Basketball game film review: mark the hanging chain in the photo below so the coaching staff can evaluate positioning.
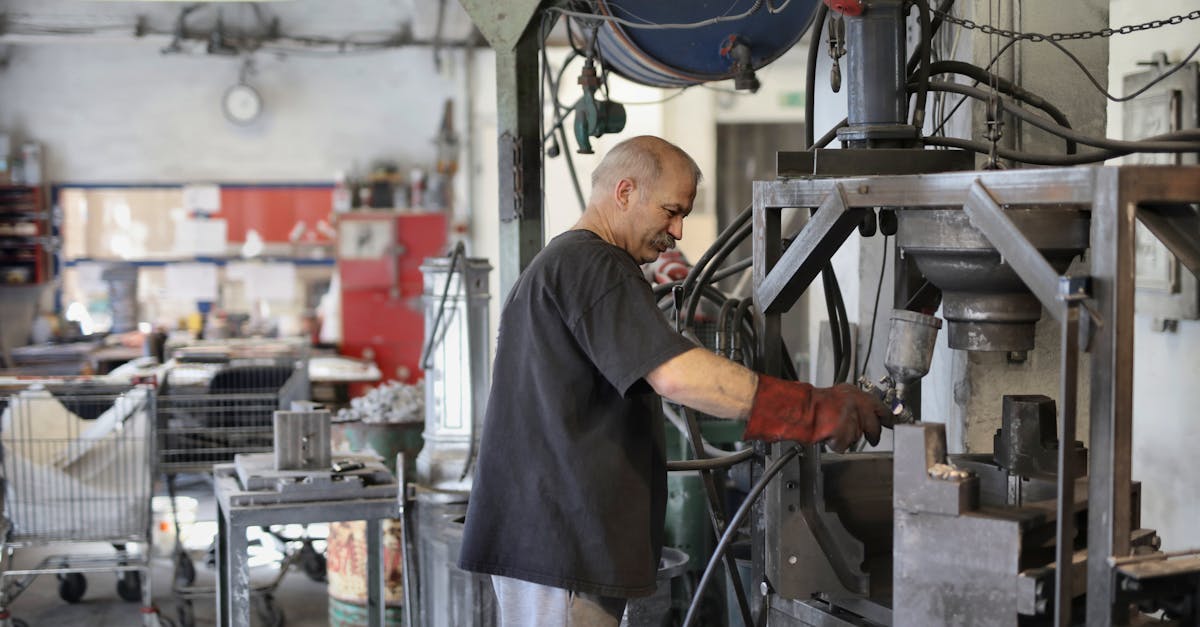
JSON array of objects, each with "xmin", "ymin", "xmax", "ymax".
[{"xmin": 933, "ymin": 8, "xmax": 1200, "ymax": 43}]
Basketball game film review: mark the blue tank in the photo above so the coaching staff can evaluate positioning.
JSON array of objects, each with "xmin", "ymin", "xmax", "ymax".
[{"xmin": 588, "ymin": 0, "xmax": 820, "ymax": 87}]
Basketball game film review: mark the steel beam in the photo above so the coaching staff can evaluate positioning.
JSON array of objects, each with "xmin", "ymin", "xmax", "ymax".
[
  {"xmin": 1055, "ymin": 303, "xmax": 1080, "ymax": 627},
  {"xmin": 458, "ymin": 0, "xmax": 545, "ymax": 298},
  {"xmin": 755, "ymin": 183, "xmax": 865, "ymax": 314},
  {"xmin": 457, "ymin": 0, "xmax": 543, "ymax": 51},
  {"xmin": 1086, "ymin": 167, "xmax": 1136, "ymax": 627},
  {"xmin": 1137, "ymin": 204, "xmax": 1200, "ymax": 280},
  {"xmin": 962, "ymin": 179, "xmax": 1065, "ymax": 321}
]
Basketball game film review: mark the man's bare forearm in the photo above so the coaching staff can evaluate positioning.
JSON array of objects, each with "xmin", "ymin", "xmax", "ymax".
[{"xmin": 645, "ymin": 347, "xmax": 758, "ymax": 420}]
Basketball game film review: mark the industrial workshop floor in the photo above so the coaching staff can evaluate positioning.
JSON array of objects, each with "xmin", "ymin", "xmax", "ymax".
[{"xmin": 4, "ymin": 476, "xmax": 331, "ymax": 627}]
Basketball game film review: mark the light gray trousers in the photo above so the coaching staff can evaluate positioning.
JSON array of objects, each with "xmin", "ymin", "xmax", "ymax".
[{"xmin": 491, "ymin": 575, "xmax": 627, "ymax": 627}]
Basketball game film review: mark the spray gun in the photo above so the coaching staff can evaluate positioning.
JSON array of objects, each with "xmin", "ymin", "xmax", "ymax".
[{"xmin": 859, "ymin": 309, "xmax": 942, "ymax": 424}]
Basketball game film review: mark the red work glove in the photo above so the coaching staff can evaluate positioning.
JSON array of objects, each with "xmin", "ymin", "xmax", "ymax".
[{"xmin": 744, "ymin": 375, "xmax": 890, "ymax": 452}]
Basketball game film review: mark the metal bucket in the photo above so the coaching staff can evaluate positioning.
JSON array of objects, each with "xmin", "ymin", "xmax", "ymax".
[
  {"xmin": 326, "ymin": 519, "xmax": 405, "ymax": 626},
  {"xmin": 622, "ymin": 547, "xmax": 690, "ymax": 627}
]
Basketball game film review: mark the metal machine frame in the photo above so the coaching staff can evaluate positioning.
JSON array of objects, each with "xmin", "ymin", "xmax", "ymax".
[{"xmin": 752, "ymin": 164, "xmax": 1200, "ymax": 626}]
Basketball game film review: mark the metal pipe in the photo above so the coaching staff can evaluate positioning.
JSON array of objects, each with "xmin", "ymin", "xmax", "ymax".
[{"xmin": 844, "ymin": 0, "xmax": 908, "ymax": 139}]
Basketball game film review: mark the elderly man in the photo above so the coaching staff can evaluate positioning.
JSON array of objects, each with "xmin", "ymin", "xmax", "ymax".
[{"xmin": 459, "ymin": 136, "xmax": 886, "ymax": 626}]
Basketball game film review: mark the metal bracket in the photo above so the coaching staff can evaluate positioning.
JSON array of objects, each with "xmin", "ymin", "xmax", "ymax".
[
  {"xmin": 756, "ymin": 183, "xmax": 865, "ymax": 314},
  {"xmin": 498, "ymin": 132, "xmax": 524, "ymax": 222},
  {"xmin": 1138, "ymin": 203, "xmax": 1200, "ymax": 280}
]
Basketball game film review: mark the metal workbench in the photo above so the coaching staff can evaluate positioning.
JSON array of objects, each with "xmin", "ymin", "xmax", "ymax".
[{"xmin": 213, "ymin": 462, "xmax": 399, "ymax": 627}]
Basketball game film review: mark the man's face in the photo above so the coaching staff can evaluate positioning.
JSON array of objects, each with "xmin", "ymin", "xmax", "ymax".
[{"xmin": 623, "ymin": 159, "xmax": 697, "ymax": 265}]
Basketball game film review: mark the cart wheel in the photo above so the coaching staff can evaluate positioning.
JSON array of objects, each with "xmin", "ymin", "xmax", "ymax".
[
  {"xmin": 176, "ymin": 599, "xmax": 194, "ymax": 627},
  {"xmin": 117, "ymin": 570, "xmax": 142, "ymax": 602},
  {"xmin": 57, "ymin": 572, "xmax": 87, "ymax": 603},
  {"xmin": 299, "ymin": 542, "xmax": 327, "ymax": 583},
  {"xmin": 174, "ymin": 552, "xmax": 196, "ymax": 587},
  {"xmin": 253, "ymin": 593, "xmax": 284, "ymax": 627}
]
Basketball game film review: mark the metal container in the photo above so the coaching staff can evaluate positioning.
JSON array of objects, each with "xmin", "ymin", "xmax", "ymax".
[
  {"xmin": 896, "ymin": 207, "xmax": 1089, "ymax": 351},
  {"xmin": 414, "ymin": 496, "xmax": 497, "ymax": 627},
  {"xmin": 623, "ymin": 547, "xmax": 689, "ymax": 627},
  {"xmin": 326, "ymin": 519, "xmax": 405, "ymax": 625},
  {"xmin": 884, "ymin": 310, "xmax": 942, "ymax": 387},
  {"xmin": 416, "ymin": 256, "xmax": 491, "ymax": 491}
]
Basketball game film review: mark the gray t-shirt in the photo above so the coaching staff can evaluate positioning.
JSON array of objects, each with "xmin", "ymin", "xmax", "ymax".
[{"xmin": 458, "ymin": 229, "xmax": 696, "ymax": 598}]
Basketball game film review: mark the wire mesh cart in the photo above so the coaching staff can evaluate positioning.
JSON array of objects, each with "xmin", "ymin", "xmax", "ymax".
[
  {"xmin": 0, "ymin": 377, "xmax": 166, "ymax": 627},
  {"xmin": 155, "ymin": 345, "xmax": 314, "ymax": 627}
]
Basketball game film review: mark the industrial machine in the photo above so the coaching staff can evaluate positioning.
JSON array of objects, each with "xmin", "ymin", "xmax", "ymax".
[{"xmin": 450, "ymin": 1, "xmax": 1200, "ymax": 626}]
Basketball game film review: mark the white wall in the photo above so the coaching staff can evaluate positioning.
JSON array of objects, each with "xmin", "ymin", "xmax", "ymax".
[
  {"xmin": 0, "ymin": 0, "xmax": 478, "ymax": 183},
  {"xmin": 0, "ymin": 43, "xmax": 469, "ymax": 183},
  {"xmin": 1107, "ymin": 0, "xmax": 1200, "ymax": 552}
]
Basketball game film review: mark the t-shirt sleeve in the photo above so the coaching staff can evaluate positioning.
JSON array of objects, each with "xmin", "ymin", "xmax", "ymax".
[{"xmin": 570, "ymin": 275, "xmax": 698, "ymax": 397}]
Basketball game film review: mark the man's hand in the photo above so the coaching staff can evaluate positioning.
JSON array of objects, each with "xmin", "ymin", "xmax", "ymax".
[{"xmin": 743, "ymin": 375, "xmax": 891, "ymax": 452}]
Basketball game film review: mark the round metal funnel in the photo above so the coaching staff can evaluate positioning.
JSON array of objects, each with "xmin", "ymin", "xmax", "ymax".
[{"xmin": 896, "ymin": 208, "xmax": 1088, "ymax": 352}]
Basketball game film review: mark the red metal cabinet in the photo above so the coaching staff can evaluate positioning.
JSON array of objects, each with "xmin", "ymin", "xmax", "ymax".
[{"xmin": 337, "ymin": 211, "xmax": 447, "ymax": 384}]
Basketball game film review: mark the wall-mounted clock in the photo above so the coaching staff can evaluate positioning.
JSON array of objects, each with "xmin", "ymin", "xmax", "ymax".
[{"xmin": 223, "ymin": 83, "xmax": 263, "ymax": 125}]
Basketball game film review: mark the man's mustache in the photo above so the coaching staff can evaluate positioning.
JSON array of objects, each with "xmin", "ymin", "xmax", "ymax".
[{"xmin": 651, "ymin": 233, "xmax": 676, "ymax": 250}]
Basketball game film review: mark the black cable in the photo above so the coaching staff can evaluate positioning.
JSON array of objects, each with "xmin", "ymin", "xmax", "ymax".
[
  {"xmin": 678, "ymin": 205, "xmax": 753, "ymax": 323},
  {"xmin": 925, "ymin": 60, "xmax": 1076, "ymax": 153},
  {"xmin": 717, "ymin": 298, "xmax": 740, "ymax": 357},
  {"xmin": 805, "ymin": 4, "xmax": 829, "ymax": 150},
  {"xmin": 924, "ymin": 81, "xmax": 1200, "ymax": 153},
  {"xmin": 652, "ymin": 257, "xmax": 752, "ymax": 299},
  {"xmin": 922, "ymin": 135, "xmax": 1179, "ymax": 166},
  {"xmin": 1043, "ymin": 35, "xmax": 1200, "ymax": 104},
  {"xmin": 420, "ymin": 241, "xmax": 465, "ymax": 369},
  {"xmin": 927, "ymin": 36, "xmax": 1020, "ymax": 138},
  {"xmin": 666, "ymin": 448, "xmax": 757, "ymax": 471},
  {"xmin": 906, "ymin": 0, "xmax": 955, "ymax": 77},
  {"xmin": 682, "ymin": 445, "xmax": 802, "ymax": 627},
  {"xmin": 732, "ymin": 299, "xmax": 756, "ymax": 366},
  {"xmin": 861, "ymin": 236, "xmax": 889, "ymax": 375},
  {"xmin": 813, "ymin": 118, "xmax": 848, "ymax": 150},
  {"xmin": 680, "ymin": 406, "xmax": 756, "ymax": 627},
  {"xmin": 539, "ymin": 32, "xmax": 587, "ymax": 211},
  {"xmin": 829, "ymin": 268, "xmax": 852, "ymax": 383},
  {"xmin": 911, "ymin": 0, "xmax": 932, "ymax": 130},
  {"xmin": 685, "ymin": 222, "xmax": 752, "ymax": 333}
]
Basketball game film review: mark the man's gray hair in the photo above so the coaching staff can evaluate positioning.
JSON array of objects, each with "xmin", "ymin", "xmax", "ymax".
[{"xmin": 589, "ymin": 136, "xmax": 702, "ymax": 203}]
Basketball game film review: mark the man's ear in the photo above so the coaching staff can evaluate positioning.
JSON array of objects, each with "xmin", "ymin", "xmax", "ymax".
[{"xmin": 615, "ymin": 177, "xmax": 636, "ymax": 211}]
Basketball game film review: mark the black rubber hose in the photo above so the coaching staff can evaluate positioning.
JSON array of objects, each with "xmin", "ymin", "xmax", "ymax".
[
  {"xmin": 923, "ymin": 134, "xmax": 1199, "ymax": 166},
  {"xmin": 805, "ymin": 4, "xmax": 830, "ymax": 150},
  {"xmin": 678, "ymin": 205, "xmax": 753, "ymax": 323},
  {"xmin": 731, "ymin": 299, "xmax": 756, "ymax": 366},
  {"xmin": 685, "ymin": 222, "xmax": 753, "ymax": 333},
  {"xmin": 924, "ymin": 81, "xmax": 1200, "ymax": 153},
  {"xmin": 821, "ymin": 270, "xmax": 843, "ymax": 382},
  {"xmin": 420, "ymin": 241, "xmax": 465, "ymax": 370},
  {"xmin": 814, "ymin": 118, "xmax": 849, "ymax": 151},
  {"xmin": 911, "ymin": 0, "xmax": 932, "ymax": 130},
  {"xmin": 652, "ymin": 257, "xmax": 752, "ymax": 299},
  {"xmin": 682, "ymin": 445, "xmax": 802, "ymax": 627},
  {"xmin": 666, "ymin": 448, "xmax": 757, "ymax": 471},
  {"xmin": 925, "ymin": 61, "xmax": 1076, "ymax": 153},
  {"xmin": 906, "ymin": 0, "xmax": 954, "ymax": 77},
  {"xmin": 829, "ymin": 268, "xmax": 852, "ymax": 383},
  {"xmin": 680, "ymin": 406, "xmax": 756, "ymax": 627},
  {"xmin": 717, "ymin": 298, "xmax": 740, "ymax": 357}
]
